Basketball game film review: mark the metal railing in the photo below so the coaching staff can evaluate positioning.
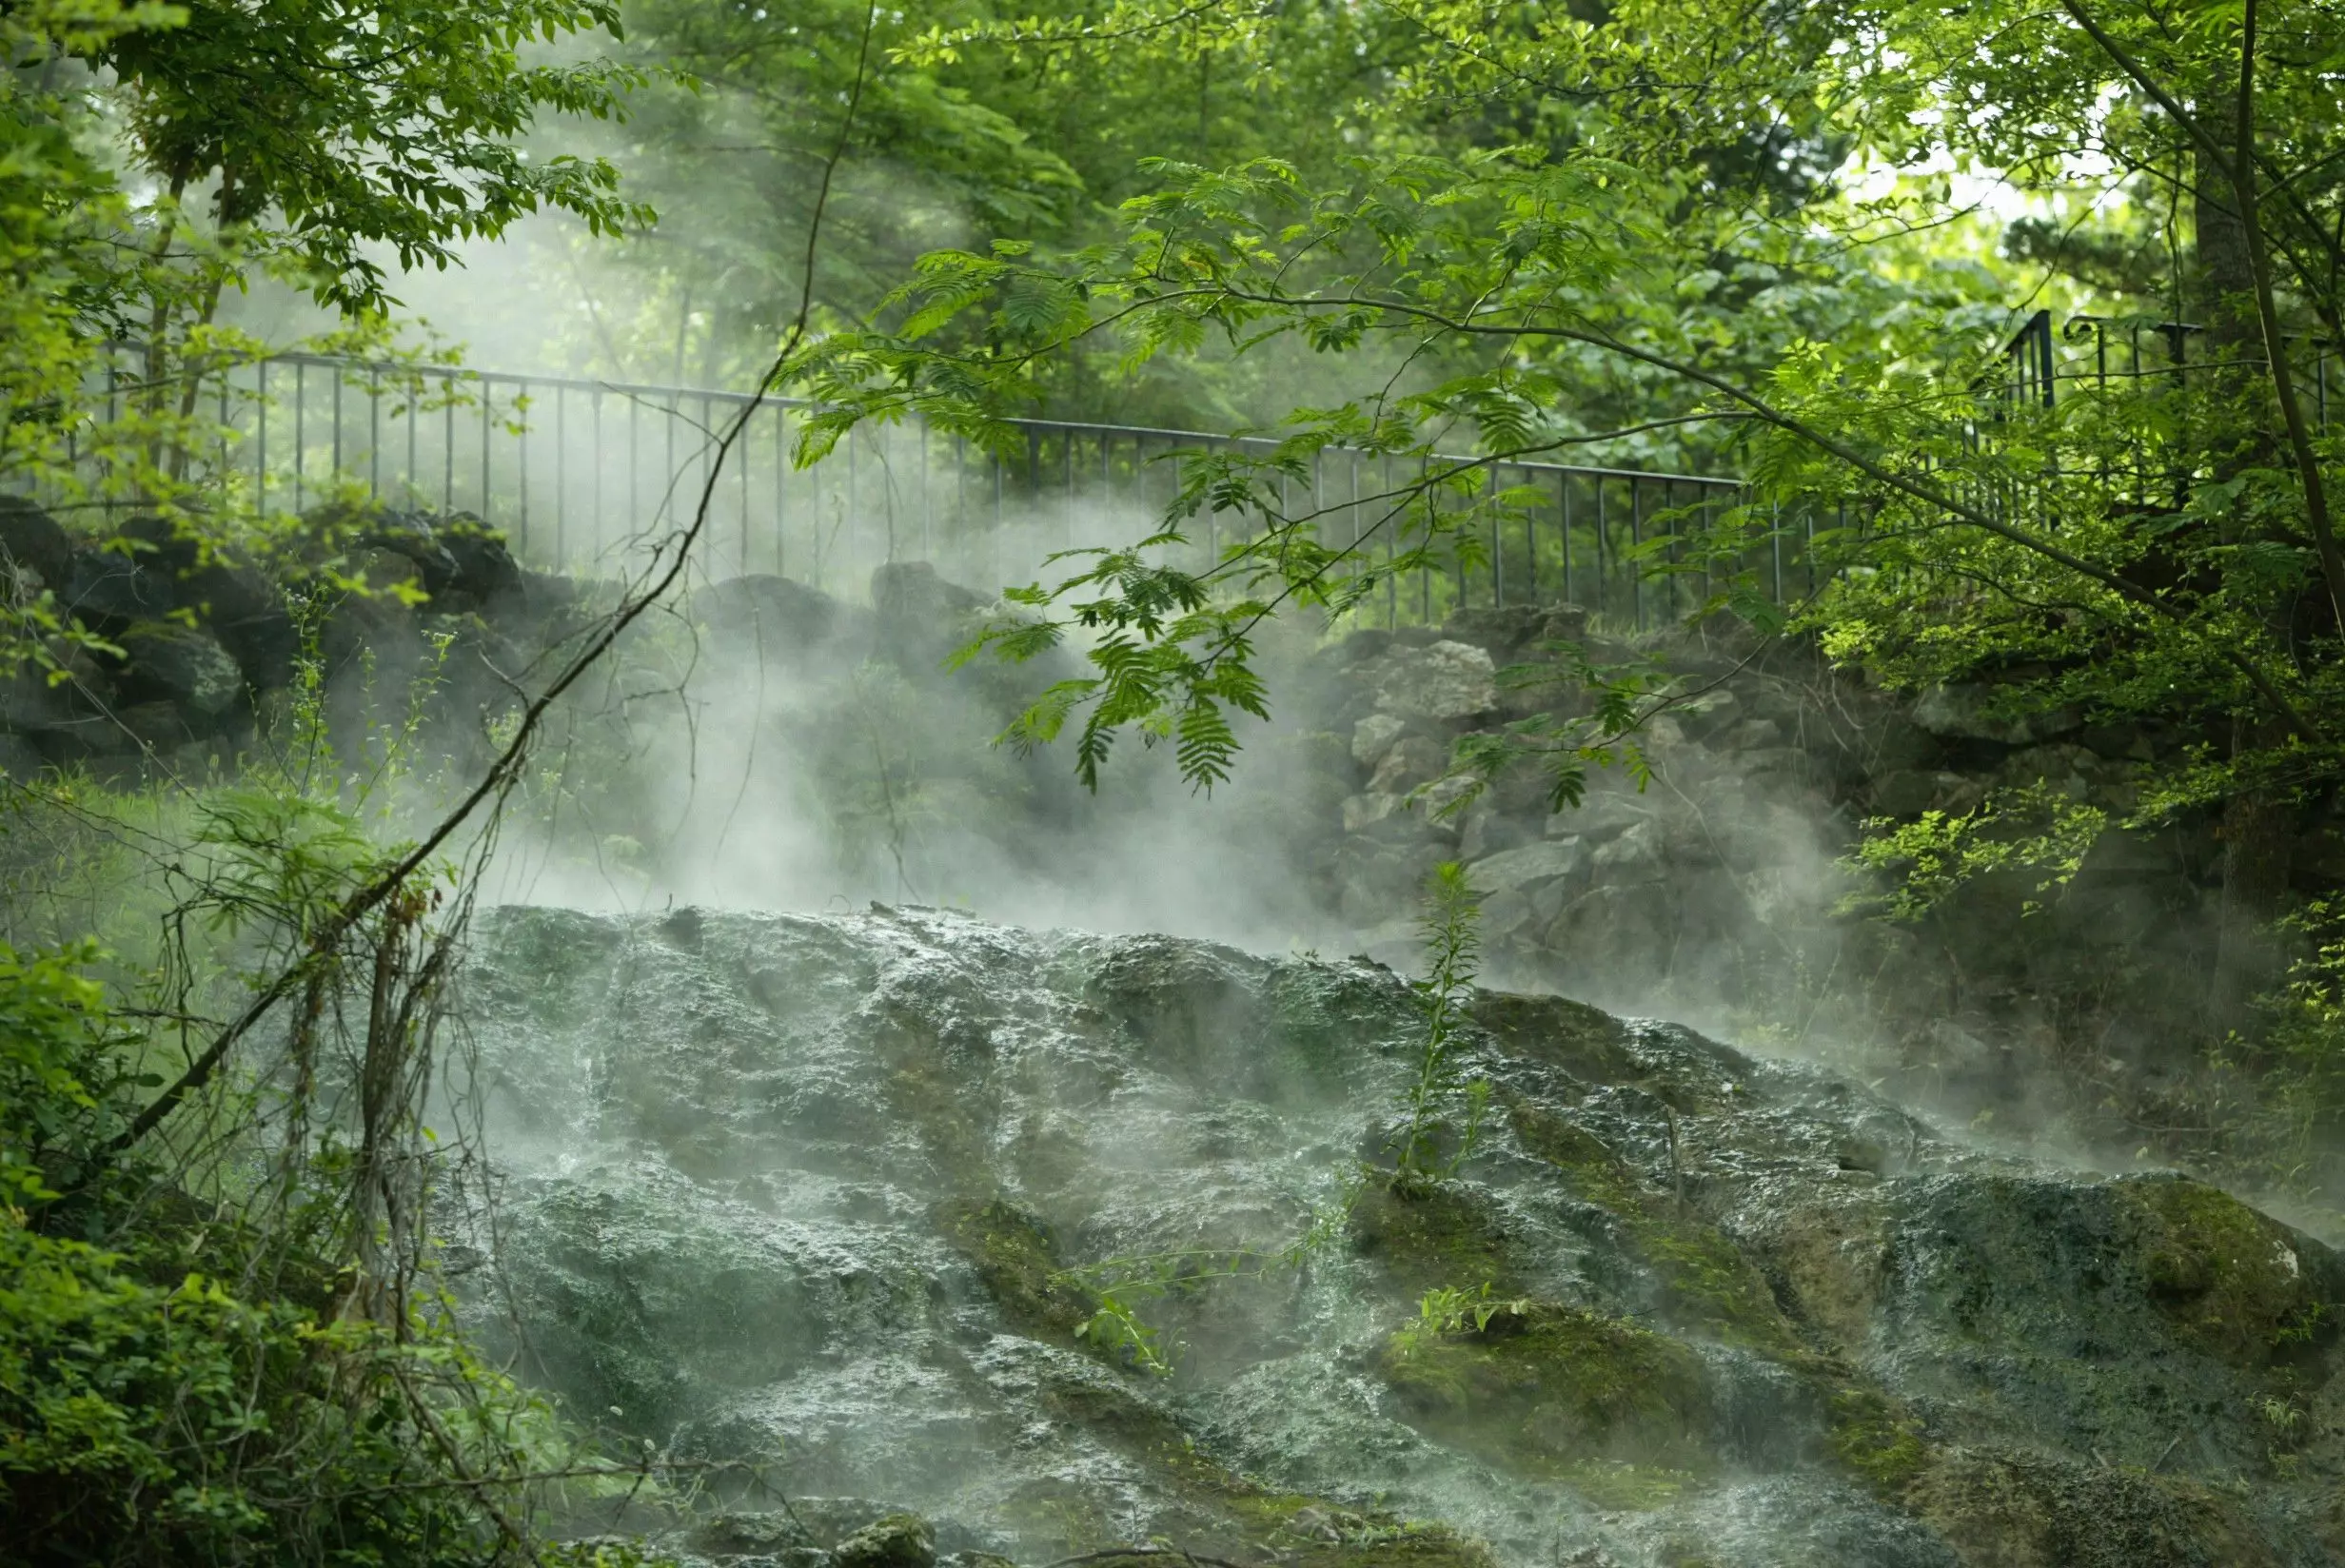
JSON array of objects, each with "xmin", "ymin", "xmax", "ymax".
[{"xmin": 58, "ymin": 350, "xmax": 1801, "ymax": 631}]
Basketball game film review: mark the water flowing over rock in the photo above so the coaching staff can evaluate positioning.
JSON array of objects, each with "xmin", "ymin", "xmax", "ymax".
[{"xmin": 461, "ymin": 905, "xmax": 2345, "ymax": 1568}]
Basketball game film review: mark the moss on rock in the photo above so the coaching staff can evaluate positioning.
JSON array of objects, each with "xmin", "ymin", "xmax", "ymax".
[
  {"xmin": 2118, "ymin": 1175, "xmax": 2337, "ymax": 1371},
  {"xmin": 935, "ymin": 1196, "xmax": 1098, "ymax": 1341},
  {"xmin": 1903, "ymin": 1444, "xmax": 2281, "ymax": 1568},
  {"xmin": 1372, "ymin": 1300, "xmax": 1714, "ymax": 1484},
  {"xmin": 1348, "ymin": 1179, "xmax": 1525, "ymax": 1298}
]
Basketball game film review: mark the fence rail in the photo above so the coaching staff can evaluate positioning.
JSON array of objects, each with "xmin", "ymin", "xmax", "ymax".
[
  {"xmin": 47, "ymin": 348, "xmax": 1807, "ymax": 632},
  {"xmin": 22, "ymin": 316, "xmax": 2340, "ymax": 630}
]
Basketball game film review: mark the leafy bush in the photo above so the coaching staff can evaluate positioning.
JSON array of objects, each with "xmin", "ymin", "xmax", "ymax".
[{"xmin": 0, "ymin": 943, "xmax": 647, "ymax": 1567}]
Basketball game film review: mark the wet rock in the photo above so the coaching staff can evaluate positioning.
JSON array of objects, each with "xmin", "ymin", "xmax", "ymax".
[
  {"xmin": 1591, "ymin": 818, "xmax": 1665, "ymax": 875},
  {"xmin": 1545, "ymin": 793, "xmax": 1653, "ymax": 842},
  {"xmin": 1341, "ymin": 792, "xmax": 1401, "ymax": 833},
  {"xmin": 113, "ymin": 624, "xmax": 244, "ymax": 717},
  {"xmin": 1368, "ymin": 734, "xmax": 1447, "ymax": 795},
  {"xmin": 832, "ymin": 1514, "xmax": 936, "ymax": 1568},
  {"xmin": 460, "ymin": 907, "xmax": 2343, "ymax": 1568},
  {"xmin": 1468, "ymin": 837, "xmax": 1583, "ymax": 894}
]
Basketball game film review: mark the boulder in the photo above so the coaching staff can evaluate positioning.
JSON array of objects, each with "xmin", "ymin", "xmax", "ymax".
[
  {"xmin": 62, "ymin": 548, "xmax": 173, "ymax": 627},
  {"xmin": 691, "ymin": 572, "xmax": 845, "ymax": 652},
  {"xmin": 114, "ymin": 624, "xmax": 245, "ymax": 717},
  {"xmin": 1545, "ymin": 792, "xmax": 1653, "ymax": 842},
  {"xmin": 1367, "ymin": 735, "xmax": 1446, "ymax": 795},
  {"xmin": 1359, "ymin": 638, "xmax": 1497, "ymax": 721},
  {"xmin": 1350, "ymin": 713, "xmax": 1407, "ymax": 769},
  {"xmin": 1468, "ymin": 837, "xmax": 1584, "ymax": 893},
  {"xmin": 1590, "ymin": 818, "xmax": 1665, "ymax": 876},
  {"xmin": 873, "ymin": 560, "xmax": 991, "ymax": 667},
  {"xmin": 366, "ymin": 511, "xmax": 525, "ymax": 611},
  {"xmin": 0, "ymin": 496, "xmax": 73, "ymax": 586},
  {"xmin": 832, "ymin": 1515, "xmax": 936, "ymax": 1568}
]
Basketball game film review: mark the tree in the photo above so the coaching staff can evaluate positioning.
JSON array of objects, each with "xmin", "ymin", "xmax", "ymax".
[{"xmin": 794, "ymin": 0, "xmax": 2339, "ymax": 972}]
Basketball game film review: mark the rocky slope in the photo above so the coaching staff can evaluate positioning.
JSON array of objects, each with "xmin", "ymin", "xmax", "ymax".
[{"xmin": 459, "ymin": 904, "xmax": 2345, "ymax": 1568}]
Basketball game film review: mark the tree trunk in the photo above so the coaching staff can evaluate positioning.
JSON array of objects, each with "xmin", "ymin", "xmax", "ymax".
[{"xmin": 2199, "ymin": 142, "xmax": 2295, "ymax": 1016}]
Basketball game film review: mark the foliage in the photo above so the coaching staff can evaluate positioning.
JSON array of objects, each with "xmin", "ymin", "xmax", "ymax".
[
  {"xmin": 0, "ymin": 940, "xmax": 667, "ymax": 1567},
  {"xmin": 778, "ymin": 0, "xmax": 2345, "ymax": 970},
  {"xmin": 1390, "ymin": 861, "xmax": 1488, "ymax": 1185},
  {"xmin": 1842, "ymin": 784, "xmax": 2113, "ymax": 923},
  {"xmin": 1386, "ymin": 1281, "xmax": 1531, "ymax": 1361}
]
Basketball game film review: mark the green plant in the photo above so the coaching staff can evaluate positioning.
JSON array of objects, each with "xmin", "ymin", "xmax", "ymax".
[
  {"xmin": 1388, "ymin": 1282, "xmax": 1533, "ymax": 1360},
  {"xmin": 1390, "ymin": 862, "xmax": 1488, "ymax": 1186}
]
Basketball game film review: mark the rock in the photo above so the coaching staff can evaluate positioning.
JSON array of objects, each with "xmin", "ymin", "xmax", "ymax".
[
  {"xmin": 1998, "ymin": 743, "xmax": 2096, "ymax": 797},
  {"xmin": 692, "ymin": 572, "xmax": 845, "ymax": 652},
  {"xmin": 461, "ymin": 907, "xmax": 2345, "ymax": 1568},
  {"xmin": 832, "ymin": 1515, "xmax": 936, "ymax": 1568},
  {"xmin": 872, "ymin": 561, "xmax": 990, "ymax": 667},
  {"xmin": 1350, "ymin": 713, "xmax": 1407, "ymax": 769},
  {"xmin": 1417, "ymin": 773, "xmax": 1477, "ymax": 819},
  {"xmin": 2079, "ymin": 721, "xmax": 2156, "ymax": 762},
  {"xmin": 117, "ymin": 700, "xmax": 198, "ymax": 749},
  {"xmin": 1911, "ymin": 682, "xmax": 2081, "ymax": 745},
  {"xmin": 367, "ymin": 510, "xmax": 524, "ymax": 610},
  {"xmin": 1456, "ymin": 803, "xmax": 1536, "ymax": 862},
  {"xmin": 1480, "ymin": 887, "xmax": 1538, "ymax": 942},
  {"xmin": 1368, "ymin": 734, "xmax": 1447, "ymax": 795},
  {"xmin": 1673, "ymin": 688, "xmax": 1741, "ymax": 740},
  {"xmin": 61, "ymin": 547, "xmax": 173, "ymax": 627},
  {"xmin": 1868, "ymin": 770, "xmax": 1941, "ymax": 817},
  {"xmin": 2081, "ymin": 828, "xmax": 2171, "ymax": 875},
  {"xmin": 0, "ymin": 731, "xmax": 44, "ymax": 780},
  {"xmin": 1591, "ymin": 818, "xmax": 1665, "ymax": 876},
  {"xmin": 1545, "ymin": 793, "xmax": 1652, "ymax": 842},
  {"xmin": 1360, "ymin": 638, "xmax": 1497, "ymax": 721},
  {"xmin": 114, "ymin": 624, "xmax": 245, "ymax": 716},
  {"xmin": 692, "ymin": 1512, "xmax": 817, "ymax": 1556},
  {"xmin": 0, "ymin": 496, "xmax": 73, "ymax": 586},
  {"xmin": 1719, "ymin": 716, "xmax": 1783, "ymax": 751},
  {"xmin": 1468, "ymin": 837, "xmax": 1584, "ymax": 893},
  {"xmin": 1341, "ymin": 792, "xmax": 1401, "ymax": 833}
]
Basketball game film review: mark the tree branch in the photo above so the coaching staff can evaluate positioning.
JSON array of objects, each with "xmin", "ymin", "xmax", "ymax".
[{"xmin": 102, "ymin": 1, "xmax": 887, "ymax": 1161}]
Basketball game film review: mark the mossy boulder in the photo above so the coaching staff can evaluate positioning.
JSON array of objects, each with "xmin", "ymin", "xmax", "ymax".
[
  {"xmin": 834, "ymin": 1514, "xmax": 937, "ymax": 1568},
  {"xmin": 1374, "ymin": 1300, "xmax": 1714, "ymax": 1482}
]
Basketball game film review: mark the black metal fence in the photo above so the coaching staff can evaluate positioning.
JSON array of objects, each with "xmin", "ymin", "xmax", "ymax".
[{"xmin": 93, "ymin": 351, "xmax": 1790, "ymax": 630}]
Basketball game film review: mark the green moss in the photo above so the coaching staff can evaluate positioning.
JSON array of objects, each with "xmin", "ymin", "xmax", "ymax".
[
  {"xmin": 1348, "ymin": 1179, "xmax": 1523, "ymax": 1297},
  {"xmin": 2118, "ymin": 1175, "xmax": 2328, "ymax": 1369},
  {"xmin": 1468, "ymin": 992, "xmax": 1641, "ymax": 1083},
  {"xmin": 1503, "ymin": 1099, "xmax": 1941, "ymax": 1500},
  {"xmin": 935, "ymin": 1197, "xmax": 1099, "ymax": 1341},
  {"xmin": 1825, "ymin": 1382, "xmax": 1928, "ymax": 1492},
  {"xmin": 1508, "ymin": 1100, "xmax": 1796, "ymax": 1349},
  {"xmin": 1372, "ymin": 1300, "xmax": 1714, "ymax": 1488},
  {"xmin": 1020, "ymin": 1357, "xmax": 1497, "ymax": 1568}
]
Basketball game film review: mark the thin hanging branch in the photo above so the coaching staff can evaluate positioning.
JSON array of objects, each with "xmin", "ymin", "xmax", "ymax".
[{"xmin": 101, "ymin": 0, "xmax": 888, "ymax": 1163}]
